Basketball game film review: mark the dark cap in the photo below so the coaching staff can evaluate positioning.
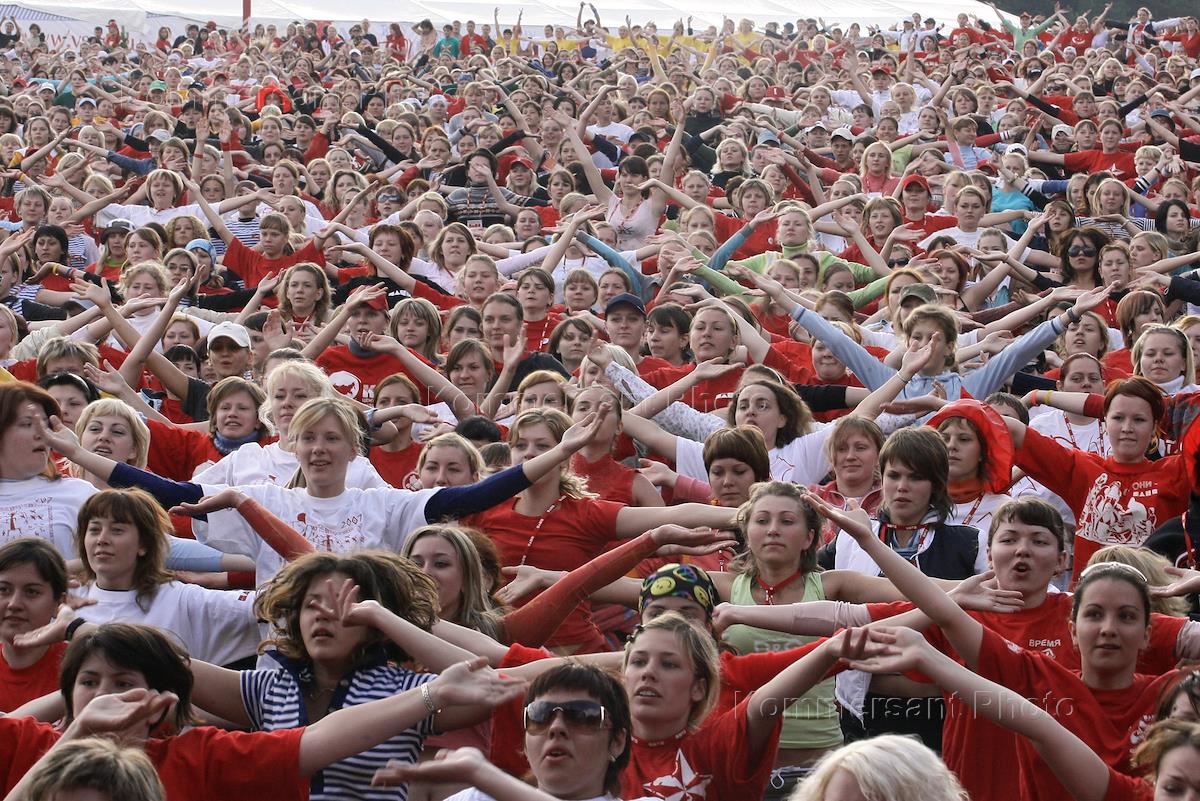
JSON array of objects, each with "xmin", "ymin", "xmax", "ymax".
[
  {"xmin": 605, "ymin": 292, "xmax": 646, "ymax": 317},
  {"xmin": 898, "ymin": 283, "xmax": 937, "ymax": 306}
]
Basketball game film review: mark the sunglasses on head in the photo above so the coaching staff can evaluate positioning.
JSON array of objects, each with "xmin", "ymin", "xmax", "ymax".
[
  {"xmin": 523, "ymin": 700, "xmax": 607, "ymax": 734},
  {"xmin": 1068, "ymin": 246, "xmax": 1096, "ymax": 257}
]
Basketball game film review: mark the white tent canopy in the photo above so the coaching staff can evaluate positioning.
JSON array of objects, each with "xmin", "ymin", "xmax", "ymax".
[{"xmin": 0, "ymin": 0, "xmax": 1010, "ymax": 44}]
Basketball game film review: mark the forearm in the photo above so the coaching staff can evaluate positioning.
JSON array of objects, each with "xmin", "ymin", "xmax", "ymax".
[
  {"xmin": 299, "ymin": 688, "xmax": 431, "ymax": 776},
  {"xmin": 424, "ymin": 464, "xmax": 532, "ymax": 520}
]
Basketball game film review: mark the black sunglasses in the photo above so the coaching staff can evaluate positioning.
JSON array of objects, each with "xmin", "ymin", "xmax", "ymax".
[
  {"xmin": 523, "ymin": 700, "xmax": 607, "ymax": 734},
  {"xmin": 1067, "ymin": 246, "xmax": 1097, "ymax": 257}
]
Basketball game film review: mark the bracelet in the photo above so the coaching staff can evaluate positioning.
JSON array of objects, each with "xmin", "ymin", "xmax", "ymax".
[
  {"xmin": 420, "ymin": 682, "xmax": 440, "ymax": 714},
  {"xmin": 1044, "ymin": 390, "xmax": 1053, "ymax": 406},
  {"xmin": 64, "ymin": 617, "xmax": 86, "ymax": 642},
  {"xmin": 1065, "ymin": 308, "xmax": 1081, "ymax": 325}
]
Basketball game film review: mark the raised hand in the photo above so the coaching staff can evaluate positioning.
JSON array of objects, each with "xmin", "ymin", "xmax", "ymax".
[
  {"xmin": 427, "ymin": 657, "xmax": 527, "ymax": 708},
  {"xmin": 169, "ymin": 487, "xmax": 249, "ymax": 518},
  {"xmin": 373, "ymin": 747, "xmax": 486, "ymax": 788},
  {"xmin": 948, "ymin": 570, "xmax": 1026, "ymax": 613},
  {"xmin": 311, "ymin": 577, "xmax": 383, "ymax": 628},
  {"xmin": 802, "ymin": 487, "xmax": 875, "ymax": 542},
  {"xmin": 84, "ymin": 360, "xmax": 131, "ymax": 397},
  {"xmin": 559, "ymin": 404, "xmax": 610, "ymax": 453},
  {"xmin": 495, "ymin": 565, "xmax": 557, "ymax": 605},
  {"xmin": 72, "ymin": 688, "xmax": 179, "ymax": 737}
]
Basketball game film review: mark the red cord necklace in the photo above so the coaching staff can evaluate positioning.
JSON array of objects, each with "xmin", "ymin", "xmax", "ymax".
[{"xmin": 754, "ymin": 570, "xmax": 806, "ymax": 605}]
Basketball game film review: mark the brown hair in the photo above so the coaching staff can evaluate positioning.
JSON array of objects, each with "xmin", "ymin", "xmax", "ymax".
[
  {"xmin": 0, "ymin": 381, "xmax": 61, "ymax": 479},
  {"xmin": 74, "ymin": 489, "xmax": 173, "ymax": 611}
]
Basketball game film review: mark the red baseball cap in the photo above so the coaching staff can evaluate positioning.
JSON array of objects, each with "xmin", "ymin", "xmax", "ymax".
[
  {"xmin": 900, "ymin": 174, "xmax": 930, "ymax": 194},
  {"xmin": 365, "ymin": 294, "xmax": 389, "ymax": 311},
  {"xmin": 511, "ymin": 155, "xmax": 535, "ymax": 170},
  {"xmin": 763, "ymin": 86, "xmax": 787, "ymax": 102}
]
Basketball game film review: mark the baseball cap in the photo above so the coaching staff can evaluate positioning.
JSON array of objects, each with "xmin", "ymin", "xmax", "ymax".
[
  {"xmin": 1150, "ymin": 108, "xmax": 1174, "ymax": 120},
  {"xmin": 207, "ymin": 321, "xmax": 251, "ymax": 348},
  {"xmin": 605, "ymin": 292, "xmax": 646, "ymax": 317},
  {"xmin": 1051, "ymin": 124, "xmax": 1074, "ymax": 138},
  {"xmin": 147, "ymin": 129, "xmax": 170, "ymax": 143},
  {"xmin": 1005, "ymin": 143, "xmax": 1028, "ymax": 156},
  {"xmin": 149, "ymin": 80, "xmax": 167, "ymax": 91},
  {"xmin": 101, "ymin": 219, "xmax": 134, "ymax": 241},
  {"xmin": 871, "ymin": 64, "xmax": 892, "ymax": 75},
  {"xmin": 898, "ymin": 284, "xmax": 937, "ymax": 306},
  {"xmin": 77, "ymin": 97, "xmax": 97, "ymax": 107},
  {"xmin": 1191, "ymin": 68, "xmax": 1200, "ymax": 80},
  {"xmin": 763, "ymin": 85, "xmax": 787, "ymax": 102},
  {"xmin": 830, "ymin": 127, "xmax": 854, "ymax": 141},
  {"xmin": 899, "ymin": 174, "xmax": 931, "ymax": 194},
  {"xmin": 510, "ymin": 155, "xmax": 534, "ymax": 170},
  {"xmin": 758, "ymin": 129, "xmax": 781, "ymax": 146},
  {"xmin": 806, "ymin": 121, "xmax": 829, "ymax": 133}
]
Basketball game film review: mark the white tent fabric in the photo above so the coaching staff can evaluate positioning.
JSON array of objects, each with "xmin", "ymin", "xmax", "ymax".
[{"xmin": 0, "ymin": 0, "xmax": 1011, "ymax": 41}]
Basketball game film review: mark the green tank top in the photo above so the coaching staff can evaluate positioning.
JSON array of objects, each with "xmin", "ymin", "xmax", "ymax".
[{"xmin": 722, "ymin": 571, "xmax": 842, "ymax": 750}]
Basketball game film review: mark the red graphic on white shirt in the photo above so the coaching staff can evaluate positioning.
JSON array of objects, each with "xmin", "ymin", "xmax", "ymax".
[
  {"xmin": 293, "ymin": 512, "xmax": 366, "ymax": 552},
  {"xmin": 0, "ymin": 498, "xmax": 54, "ymax": 541},
  {"xmin": 1075, "ymin": 474, "xmax": 1155, "ymax": 545}
]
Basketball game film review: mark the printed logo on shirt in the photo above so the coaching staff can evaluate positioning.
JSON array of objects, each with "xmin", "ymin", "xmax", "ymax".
[
  {"xmin": 1076, "ymin": 474, "xmax": 1157, "ymax": 546},
  {"xmin": 328, "ymin": 371, "xmax": 363, "ymax": 402},
  {"xmin": 644, "ymin": 750, "xmax": 712, "ymax": 801},
  {"xmin": 0, "ymin": 497, "xmax": 56, "ymax": 542},
  {"xmin": 293, "ymin": 513, "xmax": 367, "ymax": 552}
]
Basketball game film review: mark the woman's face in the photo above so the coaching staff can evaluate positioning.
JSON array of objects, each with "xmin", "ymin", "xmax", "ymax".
[
  {"xmin": 746, "ymin": 493, "xmax": 813, "ymax": 568},
  {"xmin": 682, "ymin": 175, "xmax": 709, "ymax": 202},
  {"xmin": 1165, "ymin": 205, "xmax": 1189, "ymax": 233},
  {"xmin": 1152, "ymin": 744, "xmax": 1200, "ymax": 800},
  {"xmin": 285, "ymin": 269, "xmax": 322, "ymax": 313},
  {"xmin": 447, "ymin": 352, "xmax": 491, "ymax": 399},
  {"xmin": 519, "ymin": 382, "xmax": 565, "ymax": 413},
  {"xmin": 775, "ymin": 212, "xmax": 809, "ymax": 246},
  {"xmin": 440, "ymin": 231, "xmax": 471, "ymax": 266},
  {"xmin": 148, "ymin": 175, "xmax": 177, "ymax": 207},
  {"xmin": 407, "ymin": 534, "xmax": 463, "ymax": 618},
  {"xmin": 214, "ymin": 390, "xmax": 259, "ymax": 440},
  {"xmin": 393, "ymin": 312, "xmax": 429, "ymax": 350},
  {"xmin": 0, "ymin": 401, "xmax": 51, "ymax": 480},
  {"xmin": 482, "ymin": 301, "xmax": 521, "ymax": 352},
  {"xmin": 299, "ymin": 570, "xmax": 370, "ymax": 666},
  {"xmin": 524, "ymin": 688, "xmax": 622, "ymax": 799},
  {"xmin": 125, "ymin": 238, "xmax": 159, "ymax": 268},
  {"xmin": 597, "ymin": 274, "xmax": 628, "ymax": 307},
  {"xmin": 833, "ymin": 431, "xmax": 879, "ymax": 490},
  {"xmin": 930, "ymin": 257, "xmax": 962, "ymax": 290},
  {"xmin": 296, "ymin": 414, "xmax": 355, "ymax": 488},
  {"xmin": 1139, "ymin": 331, "xmax": 1185, "ymax": 385},
  {"xmin": 988, "ymin": 518, "xmax": 1064, "ymax": 598},
  {"xmin": 1105, "ymin": 393, "xmax": 1156, "ymax": 462},
  {"xmin": 444, "ymin": 313, "xmax": 482, "ymax": 348},
  {"xmin": 734, "ymin": 385, "xmax": 785, "ymax": 448},
  {"xmin": 647, "ymin": 320, "xmax": 686, "ymax": 362},
  {"xmin": 811, "ymin": 340, "xmax": 846, "ymax": 381},
  {"xmin": 71, "ymin": 653, "xmax": 150, "ymax": 723},
  {"xmin": 1069, "ymin": 577, "xmax": 1149, "ymax": 674},
  {"xmin": 47, "ymin": 385, "xmax": 88, "ymax": 429},
  {"xmin": 518, "ymin": 277, "xmax": 553, "ymax": 314},
  {"xmin": 867, "ymin": 207, "xmax": 895, "ymax": 239},
  {"xmin": 33, "ymin": 234, "xmax": 62, "ymax": 265},
  {"xmin": 955, "ymin": 192, "xmax": 985, "ymax": 229},
  {"xmin": 865, "ymin": 147, "xmax": 889, "ymax": 175},
  {"xmin": 270, "ymin": 375, "xmax": 316, "ymax": 437},
  {"xmin": 881, "ymin": 458, "xmax": 934, "ymax": 523},
  {"xmin": 563, "ymin": 281, "xmax": 596, "ymax": 312},
  {"xmin": 939, "ymin": 419, "xmax": 981, "ymax": 483},
  {"xmin": 1098, "ymin": 183, "xmax": 1125, "ymax": 214},
  {"xmin": 690, "ymin": 308, "xmax": 736, "ymax": 362},
  {"xmin": 556, "ymin": 324, "xmax": 592, "ymax": 365},
  {"xmin": 510, "ymin": 422, "xmax": 559, "ymax": 469},
  {"xmin": 83, "ymin": 513, "xmax": 143, "ymax": 587},
  {"xmin": 704, "ymin": 457, "xmax": 754, "ymax": 508},
  {"xmin": 419, "ymin": 444, "xmax": 477, "ymax": 488},
  {"xmin": 1099, "ymin": 250, "xmax": 1130, "ymax": 288},
  {"xmin": 624, "ymin": 628, "xmax": 705, "ymax": 729}
]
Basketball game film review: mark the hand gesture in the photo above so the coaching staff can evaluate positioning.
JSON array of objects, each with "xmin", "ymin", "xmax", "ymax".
[
  {"xmin": 948, "ymin": 570, "xmax": 1026, "ymax": 613},
  {"xmin": 9, "ymin": 597, "xmax": 97, "ymax": 649},
  {"xmin": 83, "ymin": 360, "xmax": 130, "ymax": 397},
  {"xmin": 559, "ymin": 403, "xmax": 610, "ymax": 453},
  {"xmin": 35, "ymin": 414, "xmax": 79, "ymax": 459},
  {"xmin": 373, "ymin": 748, "xmax": 487, "ymax": 788},
  {"xmin": 1070, "ymin": 282, "xmax": 1116, "ymax": 315},
  {"xmin": 310, "ymin": 577, "xmax": 383, "ymax": 629},
  {"xmin": 802, "ymin": 487, "xmax": 874, "ymax": 543},
  {"xmin": 496, "ymin": 565, "xmax": 557, "ymax": 605},
  {"xmin": 648, "ymin": 525, "xmax": 738, "ymax": 557},
  {"xmin": 838, "ymin": 625, "xmax": 931, "ymax": 675},
  {"xmin": 692, "ymin": 356, "xmax": 742, "ymax": 381},
  {"xmin": 709, "ymin": 602, "xmax": 740, "ymax": 634},
  {"xmin": 72, "ymin": 688, "xmax": 178, "ymax": 737},
  {"xmin": 169, "ymin": 487, "xmax": 249, "ymax": 518},
  {"xmin": 1151, "ymin": 565, "xmax": 1200, "ymax": 598},
  {"xmin": 427, "ymin": 657, "xmax": 527, "ymax": 708},
  {"xmin": 346, "ymin": 282, "xmax": 388, "ymax": 311},
  {"xmin": 637, "ymin": 458, "xmax": 677, "ymax": 488}
]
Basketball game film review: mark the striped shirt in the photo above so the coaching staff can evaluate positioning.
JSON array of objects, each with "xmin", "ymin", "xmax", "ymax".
[{"xmin": 240, "ymin": 654, "xmax": 438, "ymax": 801}]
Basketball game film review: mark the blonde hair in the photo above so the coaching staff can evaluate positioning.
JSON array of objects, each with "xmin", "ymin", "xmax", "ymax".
[
  {"xmin": 74, "ymin": 399, "xmax": 150, "ymax": 472},
  {"xmin": 624, "ymin": 612, "xmax": 720, "ymax": 728},
  {"xmin": 415, "ymin": 432, "xmax": 484, "ymax": 483},
  {"xmin": 1132, "ymin": 323, "xmax": 1196, "ymax": 387},
  {"xmin": 793, "ymin": 735, "xmax": 969, "ymax": 801},
  {"xmin": 1090, "ymin": 544, "xmax": 1189, "ymax": 617},
  {"xmin": 284, "ymin": 397, "xmax": 366, "ymax": 488},
  {"xmin": 26, "ymin": 738, "xmax": 164, "ymax": 801},
  {"xmin": 507, "ymin": 408, "xmax": 592, "ymax": 498}
]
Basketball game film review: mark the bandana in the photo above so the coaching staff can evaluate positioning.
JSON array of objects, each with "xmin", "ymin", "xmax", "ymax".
[{"xmin": 638, "ymin": 563, "xmax": 717, "ymax": 617}]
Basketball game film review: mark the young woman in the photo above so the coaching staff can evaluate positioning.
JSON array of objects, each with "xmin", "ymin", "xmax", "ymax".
[
  {"xmin": 0, "ymin": 622, "xmax": 525, "ymax": 801},
  {"xmin": 1007, "ymin": 377, "xmax": 1195, "ymax": 583},
  {"xmin": 806, "ymin": 493, "xmax": 1192, "ymax": 801},
  {"xmin": 0, "ymin": 538, "xmax": 69, "ymax": 712},
  {"xmin": 567, "ymin": 385, "xmax": 662, "ymax": 507},
  {"xmin": 931, "ymin": 400, "xmax": 1015, "ymax": 531},
  {"xmin": 69, "ymin": 489, "xmax": 260, "ymax": 666}
]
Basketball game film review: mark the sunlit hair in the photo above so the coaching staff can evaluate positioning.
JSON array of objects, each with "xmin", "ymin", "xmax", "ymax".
[
  {"xmin": 263, "ymin": 359, "xmax": 333, "ymax": 430},
  {"xmin": 624, "ymin": 612, "xmax": 720, "ymax": 728},
  {"xmin": 205, "ymin": 376, "xmax": 269, "ymax": 440},
  {"xmin": 1132, "ymin": 323, "xmax": 1196, "ymax": 387},
  {"xmin": 415, "ymin": 431, "xmax": 485, "ymax": 486},
  {"xmin": 256, "ymin": 549, "xmax": 438, "ymax": 664},
  {"xmin": 285, "ymin": 397, "xmax": 368, "ymax": 488},
  {"xmin": 25, "ymin": 737, "xmax": 165, "ymax": 801},
  {"xmin": 507, "ymin": 408, "xmax": 592, "ymax": 498},
  {"xmin": 74, "ymin": 398, "xmax": 151, "ymax": 472},
  {"xmin": 1131, "ymin": 719, "xmax": 1200, "ymax": 783},
  {"xmin": 1089, "ymin": 545, "xmax": 1187, "ymax": 617},
  {"xmin": 793, "ymin": 734, "xmax": 969, "ymax": 801},
  {"xmin": 389, "ymin": 297, "xmax": 443, "ymax": 363},
  {"xmin": 401, "ymin": 524, "xmax": 505, "ymax": 639},
  {"xmin": 730, "ymin": 481, "xmax": 821, "ymax": 577},
  {"xmin": 74, "ymin": 489, "xmax": 173, "ymax": 611}
]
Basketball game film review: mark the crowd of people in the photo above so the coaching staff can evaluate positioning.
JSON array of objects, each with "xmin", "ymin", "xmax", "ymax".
[{"xmin": 3, "ymin": 3, "xmax": 1200, "ymax": 800}]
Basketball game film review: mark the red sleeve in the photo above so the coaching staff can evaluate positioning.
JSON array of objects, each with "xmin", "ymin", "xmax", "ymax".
[
  {"xmin": 582, "ymin": 498, "xmax": 624, "ymax": 539},
  {"xmin": 0, "ymin": 718, "xmax": 60, "ymax": 795},
  {"xmin": 1014, "ymin": 427, "xmax": 1093, "ymax": 509},
  {"xmin": 1104, "ymin": 769, "xmax": 1155, "ymax": 801},
  {"xmin": 145, "ymin": 419, "xmax": 199, "ymax": 480},
  {"xmin": 410, "ymin": 279, "xmax": 465, "ymax": 311},
  {"xmin": 292, "ymin": 240, "xmax": 327, "ymax": 266},
  {"xmin": 719, "ymin": 644, "xmax": 823, "ymax": 699},
  {"xmin": 1062, "ymin": 150, "xmax": 1093, "ymax": 173},
  {"xmin": 1083, "ymin": 393, "xmax": 1106, "ymax": 418},
  {"xmin": 304, "ymin": 131, "xmax": 329, "ymax": 162},
  {"xmin": 488, "ymin": 642, "xmax": 556, "ymax": 776},
  {"xmin": 866, "ymin": 600, "xmax": 916, "ymax": 621},
  {"xmin": 157, "ymin": 727, "xmax": 307, "ymax": 801},
  {"xmin": 1142, "ymin": 613, "xmax": 1188, "ymax": 674},
  {"xmin": 237, "ymin": 498, "xmax": 315, "ymax": 561}
]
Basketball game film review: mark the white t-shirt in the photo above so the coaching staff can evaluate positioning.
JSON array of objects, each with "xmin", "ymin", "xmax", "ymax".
[
  {"xmin": 194, "ymin": 483, "xmax": 439, "ymax": 583},
  {"xmin": 0, "ymin": 476, "xmax": 96, "ymax": 557},
  {"xmin": 675, "ymin": 423, "xmax": 832, "ymax": 485},
  {"xmin": 946, "ymin": 491, "xmax": 1011, "ymax": 534},
  {"xmin": 76, "ymin": 581, "xmax": 259, "ymax": 665},
  {"xmin": 192, "ymin": 441, "xmax": 387, "ymax": 487}
]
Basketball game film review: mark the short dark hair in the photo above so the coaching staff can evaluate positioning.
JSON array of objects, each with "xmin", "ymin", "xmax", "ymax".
[
  {"xmin": 60, "ymin": 624, "xmax": 194, "ymax": 729},
  {"xmin": 879, "ymin": 427, "xmax": 952, "ymax": 522},
  {"xmin": 987, "ymin": 497, "xmax": 1066, "ymax": 551},
  {"xmin": 526, "ymin": 663, "xmax": 631, "ymax": 795},
  {"xmin": 456, "ymin": 415, "xmax": 502, "ymax": 444},
  {"xmin": 0, "ymin": 538, "xmax": 68, "ymax": 599}
]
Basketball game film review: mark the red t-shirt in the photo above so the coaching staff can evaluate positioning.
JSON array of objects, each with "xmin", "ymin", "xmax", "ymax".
[
  {"xmin": 955, "ymin": 626, "xmax": 1177, "ymax": 801},
  {"xmin": 570, "ymin": 452, "xmax": 637, "ymax": 504},
  {"xmin": 714, "ymin": 215, "xmax": 778, "ymax": 259},
  {"xmin": 621, "ymin": 698, "xmax": 780, "ymax": 801},
  {"xmin": 464, "ymin": 496, "xmax": 622, "ymax": 650},
  {"xmin": 1065, "ymin": 30, "xmax": 1096, "ymax": 50},
  {"xmin": 315, "ymin": 346, "xmax": 436, "ymax": 406},
  {"xmin": 867, "ymin": 597, "xmax": 1184, "ymax": 801},
  {"xmin": 523, "ymin": 313, "xmax": 563, "ymax": 353},
  {"xmin": 1017, "ymin": 427, "xmax": 1194, "ymax": 582},
  {"xmin": 906, "ymin": 214, "xmax": 960, "ymax": 238},
  {"xmin": 222, "ymin": 237, "xmax": 326, "ymax": 290},
  {"xmin": 145, "ymin": 419, "xmax": 222, "ymax": 481},
  {"xmin": 1062, "ymin": 150, "xmax": 1138, "ymax": 182},
  {"xmin": 369, "ymin": 440, "xmax": 424, "ymax": 488},
  {"xmin": 0, "ymin": 718, "xmax": 307, "ymax": 801},
  {"xmin": 0, "ymin": 643, "xmax": 65, "ymax": 713},
  {"xmin": 641, "ymin": 363, "xmax": 744, "ymax": 413}
]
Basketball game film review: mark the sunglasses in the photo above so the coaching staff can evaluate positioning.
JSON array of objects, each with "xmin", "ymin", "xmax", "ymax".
[
  {"xmin": 1067, "ymin": 246, "xmax": 1097, "ymax": 257},
  {"xmin": 523, "ymin": 700, "xmax": 607, "ymax": 734}
]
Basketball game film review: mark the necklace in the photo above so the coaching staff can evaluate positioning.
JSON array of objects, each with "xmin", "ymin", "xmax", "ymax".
[
  {"xmin": 754, "ymin": 570, "xmax": 806, "ymax": 605},
  {"xmin": 518, "ymin": 494, "xmax": 567, "ymax": 566},
  {"xmin": 304, "ymin": 682, "xmax": 336, "ymax": 700}
]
